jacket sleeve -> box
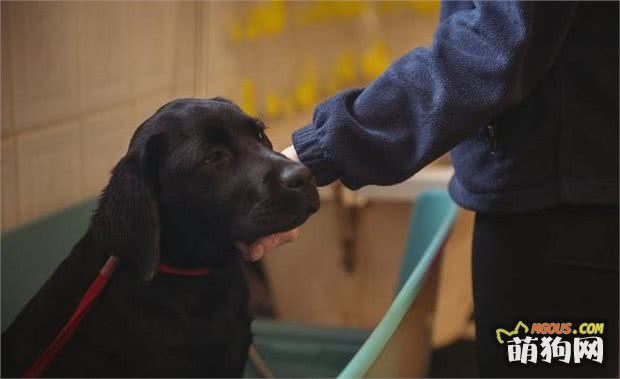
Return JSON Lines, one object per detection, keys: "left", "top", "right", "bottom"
{"left": 292, "top": 1, "right": 576, "bottom": 189}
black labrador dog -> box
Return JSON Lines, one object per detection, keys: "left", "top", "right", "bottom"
{"left": 1, "top": 98, "right": 320, "bottom": 377}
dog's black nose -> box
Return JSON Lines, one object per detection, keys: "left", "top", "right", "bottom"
{"left": 280, "top": 164, "right": 314, "bottom": 190}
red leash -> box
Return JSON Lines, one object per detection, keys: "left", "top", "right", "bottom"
{"left": 24, "top": 256, "right": 211, "bottom": 377}
{"left": 24, "top": 256, "right": 119, "bottom": 378}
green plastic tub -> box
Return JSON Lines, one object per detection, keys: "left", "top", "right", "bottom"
{"left": 245, "top": 320, "right": 369, "bottom": 378}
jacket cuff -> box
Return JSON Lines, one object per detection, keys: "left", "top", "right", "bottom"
{"left": 292, "top": 125, "right": 339, "bottom": 186}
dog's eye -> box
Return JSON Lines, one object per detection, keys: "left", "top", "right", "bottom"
{"left": 204, "top": 148, "right": 228, "bottom": 165}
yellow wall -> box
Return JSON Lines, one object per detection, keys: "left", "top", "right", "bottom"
{"left": 1, "top": 1, "right": 439, "bottom": 230}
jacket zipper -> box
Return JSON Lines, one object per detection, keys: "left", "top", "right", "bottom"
{"left": 486, "top": 123, "right": 497, "bottom": 155}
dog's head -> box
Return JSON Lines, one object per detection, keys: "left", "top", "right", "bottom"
{"left": 93, "top": 98, "right": 319, "bottom": 280}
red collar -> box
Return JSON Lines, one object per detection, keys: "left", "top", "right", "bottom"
{"left": 157, "top": 263, "right": 211, "bottom": 276}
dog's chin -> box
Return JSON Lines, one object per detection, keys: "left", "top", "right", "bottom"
{"left": 235, "top": 191, "right": 320, "bottom": 244}
{"left": 236, "top": 209, "right": 316, "bottom": 245}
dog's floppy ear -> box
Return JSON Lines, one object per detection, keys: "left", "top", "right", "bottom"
{"left": 93, "top": 134, "right": 164, "bottom": 281}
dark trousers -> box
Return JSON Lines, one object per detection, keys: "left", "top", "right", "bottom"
{"left": 472, "top": 204, "right": 619, "bottom": 378}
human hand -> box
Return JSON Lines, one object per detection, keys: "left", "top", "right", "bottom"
{"left": 235, "top": 229, "right": 300, "bottom": 261}
{"left": 237, "top": 145, "right": 304, "bottom": 261}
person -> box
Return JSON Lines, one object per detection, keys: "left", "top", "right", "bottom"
{"left": 236, "top": 2, "right": 619, "bottom": 377}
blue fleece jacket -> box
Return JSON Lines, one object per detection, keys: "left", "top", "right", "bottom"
{"left": 292, "top": 1, "right": 618, "bottom": 213}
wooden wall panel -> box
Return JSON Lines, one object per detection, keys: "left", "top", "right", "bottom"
{"left": 1, "top": 137, "right": 19, "bottom": 230}
{"left": 130, "top": 2, "right": 178, "bottom": 97}
{"left": 194, "top": 3, "right": 209, "bottom": 98}
{"left": 16, "top": 122, "right": 82, "bottom": 222}
{"left": 264, "top": 201, "right": 359, "bottom": 326}
{"left": 8, "top": 2, "right": 80, "bottom": 132}
{"left": 81, "top": 106, "right": 133, "bottom": 197}
{"left": 129, "top": 2, "right": 198, "bottom": 100}
{"left": 203, "top": 2, "right": 246, "bottom": 100}
{"left": 171, "top": 86, "right": 196, "bottom": 102}
{"left": 366, "top": 259, "right": 441, "bottom": 377}
{"left": 349, "top": 202, "right": 413, "bottom": 326}
{"left": 1, "top": 1, "right": 204, "bottom": 230}
{"left": 78, "top": 2, "right": 132, "bottom": 113}
{"left": 264, "top": 201, "right": 412, "bottom": 328}
{"left": 431, "top": 210, "right": 475, "bottom": 347}
{"left": 1, "top": 3, "right": 14, "bottom": 137}
{"left": 265, "top": 202, "right": 474, "bottom": 348}
{"left": 170, "top": 2, "right": 198, "bottom": 95}
{"left": 376, "top": 6, "right": 439, "bottom": 59}
{"left": 131, "top": 90, "right": 171, "bottom": 130}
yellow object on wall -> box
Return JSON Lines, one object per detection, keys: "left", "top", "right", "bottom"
{"left": 230, "top": 0, "right": 286, "bottom": 42}
{"left": 295, "top": 1, "right": 369, "bottom": 25}
{"left": 265, "top": 93, "right": 281, "bottom": 119}
{"left": 362, "top": 40, "right": 391, "bottom": 81}
{"left": 295, "top": 63, "right": 318, "bottom": 111}
{"left": 240, "top": 80, "right": 257, "bottom": 117}
{"left": 331, "top": 50, "right": 358, "bottom": 91}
